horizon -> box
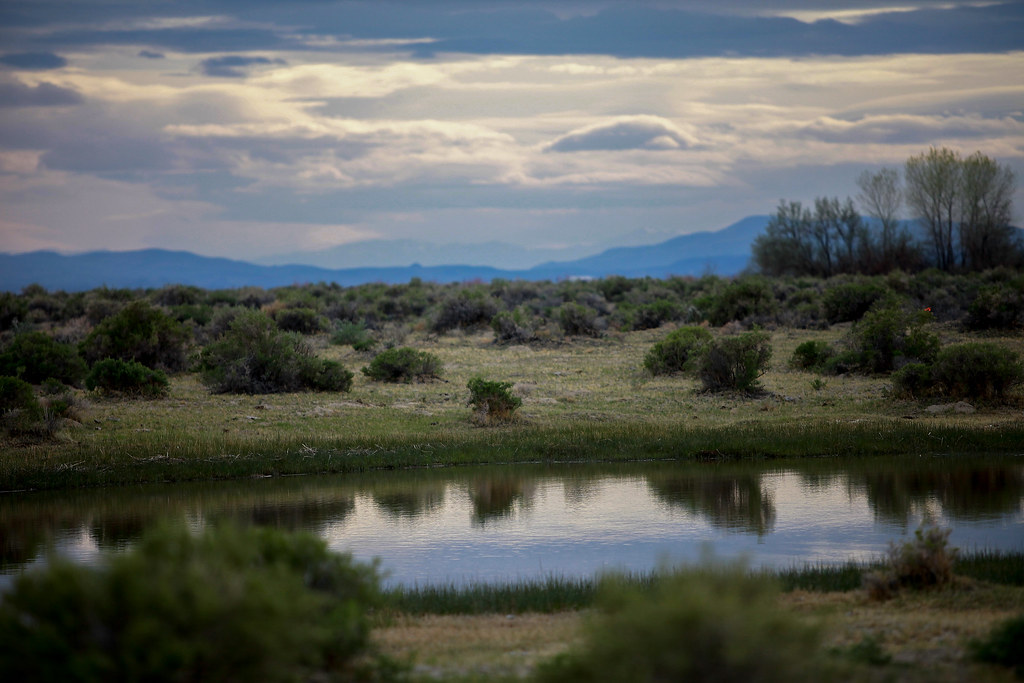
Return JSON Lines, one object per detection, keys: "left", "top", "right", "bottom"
{"left": 1, "top": 1, "right": 1022, "bottom": 266}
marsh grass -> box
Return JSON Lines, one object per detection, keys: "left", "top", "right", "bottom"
{"left": 4, "top": 326, "right": 1024, "bottom": 491}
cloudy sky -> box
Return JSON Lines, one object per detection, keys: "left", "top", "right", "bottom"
{"left": 1, "top": 0, "right": 1022, "bottom": 266}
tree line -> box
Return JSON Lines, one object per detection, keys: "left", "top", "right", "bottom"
{"left": 753, "top": 147, "right": 1020, "bottom": 276}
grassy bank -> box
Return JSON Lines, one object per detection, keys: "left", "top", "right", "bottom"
{"left": 3, "top": 326, "right": 1023, "bottom": 491}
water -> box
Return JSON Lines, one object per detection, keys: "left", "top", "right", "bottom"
{"left": 2, "top": 456, "right": 1022, "bottom": 587}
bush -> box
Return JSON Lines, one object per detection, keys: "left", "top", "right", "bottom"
{"left": 0, "top": 376, "right": 42, "bottom": 434}
{"left": 559, "top": 303, "right": 603, "bottom": 337}
{"left": 643, "top": 326, "right": 712, "bottom": 376}
{"left": 467, "top": 377, "right": 522, "bottom": 425}
{"left": 274, "top": 307, "right": 325, "bottom": 334}
{"left": 331, "top": 321, "right": 376, "bottom": 351}
{"left": 79, "top": 301, "right": 190, "bottom": 371}
{"left": 85, "top": 358, "right": 169, "bottom": 398}
{"left": 361, "top": 347, "right": 442, "bottom": 383}
{"left": 491, "top": 309, "right": 536, "bottom": 344}
{"left": 789, "top": 339, "right": 834, "bottom": 371}
{"left": 0, "top": 523, "right": 390, "bottom": 683}
{"left": 969, "top": 613, "right": 1024, "bottom": 676}
{"left": 822, "top": 279, "right": 890, "bottom": 323}
{"left": 850, "top": 303, "right": 939, "bottom": 374}
{"left": 891, "top": 362, "right": 934, "bottom": 399}
{"left": 966, "top": 282, "right": 1024, "bottom": 330}
{"left": 864, "top": 525, "right": 958, "bottom": 601}
{"left": 432, "top": 291, "right": 499, "bottom": 333}
{"left": 701, "top": 277, "right": 778, "bottom": 326}
{"left": 0, "top": 331, "right": 88, "bottom": 386}
{"left": 630, "top": 299, "right": 681, "bottom": 330}
{"left": 698, "top": 331, "right": 772, "bottom": 393}
{"left": 534, "top": 564, "right": 823, "bottom": 683}
{"left": 199, "top": 311, "right": 352, "bottom": 394}
{"left": 930, "top": 343, "right": 1023, "bottom": 401}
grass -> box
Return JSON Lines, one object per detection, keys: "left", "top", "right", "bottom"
{"left": 3, "top": 325, "right": 1023, "bottom": 492}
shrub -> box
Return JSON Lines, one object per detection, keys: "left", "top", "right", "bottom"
{"left": 467, "top": 377, "right": 522, "bottom": 425}
{"left": 643, "top": 326, "right": 712, "bottom": 376}
{"left": 966, "top": 282, "right": 1024, "bottom": 331}
{"left": 491, "top": 309, "right": 536, "bottom": 344}
{"left": 85, "top": 358, "right": 169, "bottom": 398}
{"left": 0, "top": 331, "right": 88, "bottom": 386}
{"left": 630, "top": 299, "right": 681, "bottom": 330}
{"left": 0, "top": 523, "right": 389, "bottom": 683}
{"left": 432, "top": 291, "right": 499, "bottom": 333}
{"left": 864, "top": 525, "right": 958, "bottom": 601}
{"left": 199, "top": 311, "right": 352, "bottom": 394}
{"left": 850, "top": 303, "right": 938, "bottom": 374}
{"left": 701, "top": 277, "right": 778, "bottom": 326}
{"left": 822, "top": 279, "right": 890, "bottom": 323}
{"left": 698, "top": 331, "right": 772, "bottom": 393}
{"left": 930, "top": 342, "right": 1024, "bottom": 401}
{"left": 362, "top": 347, "right": 442, "bottom": 383}
{"left": 559, "top": 302, "right": 603, "bottom": 337}
{"left": 331, "top": 321, "right": 376, "bottom": 351}
{"left": 0, "top": 376, "right": 42, "bottom": 434}
{"left": 789, "top": 339, "right": 834, "bottom": 371}
{"left": 274, "top": 307, "right": 325, "bottom": 334}
{"left": 891, "top": 362, "right": 934, "bottom": 399}
{"left": 0, "top": 292, "right": 29, "bottom": 332}
{"left": 969, "top": 613, "right": 1024, "bottom": 676}
{"left": 79, "top": 301, "right": 190, "bottom": 372}
{"left": 534, "top": 564, "right": 823, "bottom": 683}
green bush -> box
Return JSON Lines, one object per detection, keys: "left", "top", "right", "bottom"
{"left": 199, "top": 311, "right": 352, "bottom": 394}
{"left": 850, "top": 303, "right": 939, "bottom": 374}
{"left": 930, "top": 342, "right": 1023, "bottom": 401}
{"left": 467, "top": 377, "right": 522, "bottom": 424}
{"left": 643, "top": 326, "right": 712, "bottom": 376}
{"left": 85, "top": 358, "right": 169, "bottom": 398}
{"left": 491, "top": 309, "right": 536, "bottom": 344}
{"left": 789, "top": 339, "right": 835, "bottom": 370}
{"left": 0, "top": 331, "right": 88, "bottom": 386}
{"left": 822, "top": 279, "right": 890, "bottom": 323}
{"left": 966, "top": 282, "right": 1024, "bottom": 330}
{"left": 0, "top": 292, "right": 29, "bottom": 332}
{"left": 891, "top": 362, "right": 934, "bottom": 399}
{"left": 559, "top": 302, "right": 603, "bottom": 337}
{"left": 969, "top": 613, "right": 1024, "bottom": 676}
{"left": 864, "top": 525, "right": 958, "bottom": 601}
{"left": 630, "top": 298, "right": 681, "bottom": 330}
{"left": 362, "top": 347, "right": 441, "bottom": 383}
{"left": 534, "top": 565, "right": 823, "bottom": 683}
{"left": 698, "top": 331, "right": 772, "bottom": 393}
{"left": 701, "top": 277, "right": 778, "bottom": 326}
{"left": 274, "top": 307, "right": 325, "bottom": 334}
{"left": 331, "top": 321, "right": 376, "bottom": 351}
{"left": 79, "top": 301, "right": 190, "bottom": 371}
{"left": 0, "top": 523, "right": 390, "bottom": 683}
{"left": 432, "top": 291, "right": 499, "bottom": 333}
{"left": 0, "top": 376, "right": 43, "bottom": 434}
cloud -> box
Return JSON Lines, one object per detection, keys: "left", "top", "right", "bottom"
{"left": 0, "top": 78, "right": 82, "bottom": 107}
{"left": 790, "top": 113, "right": 1024, "bottom": 144}
{"left": 546, "top": 116, "right": 699, "bottom": 152}
{"left": 138, "top": 50, "right": 165, "bottom": 59}
{"left": 0, "top": 52, "right": 68, "bottom": 70}
{"left": 198, "top": 55, "right": 286, "bottom": 78}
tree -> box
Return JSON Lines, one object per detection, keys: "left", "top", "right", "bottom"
{"left": 752, "top": 200, "right": 815, "bottom": 277}
{"left": 905, "top": 147, "right": 960, "bottom": 271}
{"left": 958, "top": 151, "right": 1019, "bottom": 270}
{"left": 857, "top": 167, "right": 918, "bottom": 271}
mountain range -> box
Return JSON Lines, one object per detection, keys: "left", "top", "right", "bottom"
{"left": 0, "top": 216, "right": 769, "bottom": 292}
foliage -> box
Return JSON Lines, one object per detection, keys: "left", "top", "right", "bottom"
{"left": 432, "top": 290, "right": 499, "bottom": 333}
{"left": 491, "top": 308, "right": 537, "bottom": 344}
{"left": 822, "top": 279, "right": 890, "bottom": 323}
{"left": 85, "top": 358, "right": 170, "bottom": 398}
{"left": 331, "top": 321, "right": 376, "bottom": 351}
{"left": 0, "top": 292, "right": 29, "bottom": 332}
{"left": 558, "top": 302, "right": 602, "bottom": 337}
{"left": 966, "top": 282, "right": 1024, "bottom": 330}
{"left": 274, "top": 306, "right": 325, "bottom": 334}
{"left": 849, "top": 303, "right": 938, "bottom": 374}
{"left": 0, "top": 375, "right": 43, "bottom": 434}
{"left": 467, "top": 377, "right": 522, "bottom": 425}
{"left": 789, "top": 339, "right": 834, "bottom": 371}
{"left": 930, "top": 343, "right": 1023, "bottom": 401}
{"left": 864, "top": 525, "right": 958, "bottom": 601}
{"left": 0, "top": 523, "right": 390, "bottom": 683}
{"left": 198, "top": 310, "right": 352, "bottom": 394}
{"left": 698, "top": 331, "right": 772, "bottom": 393}
{"left": 701, "top": 277, "right": 778, "bottom": 326}
{"left": 0, "top": 331, "right": 88, "bottom": 386}
{"left": 361, "top": 347, "right": 442, "bottom": 383}
{"left": 643, "top": 326, "right": 712, "bottom": 376}
{"left": 79, "top": 300, "right": 190, "bottom": 372}
{"left": 969, "top": 613, "right": 1024, "bottom": 676}
{"left": 534, "top": 564, "right": 824, "bottom": 683}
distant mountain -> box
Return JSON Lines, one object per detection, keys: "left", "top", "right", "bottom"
{"left": 0, "top": 216, "right": 767, "bottom": 292}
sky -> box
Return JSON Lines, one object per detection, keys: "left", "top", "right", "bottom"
{"left": 1, "top": 0, "right": 1022, "bottom": 266}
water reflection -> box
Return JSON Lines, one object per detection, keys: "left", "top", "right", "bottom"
{"left": 647, "top": 471, "right": 775, "bottom": 537}
{"left": 3, "top": 457, "right": 1022, "bottom": 585}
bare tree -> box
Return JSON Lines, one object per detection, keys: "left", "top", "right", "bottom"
{"left": 905, "top": 147, "right": 960, "bottom": 271}
{"left": 958, "top": 151, "right": 1018, "bottom": 270}
{"left": 857, "top": 167, "right": 904, "bottom": 271}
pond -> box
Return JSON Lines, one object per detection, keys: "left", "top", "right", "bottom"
{"left": 2, "top": 456, "right": 1022, "bottom": 587}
